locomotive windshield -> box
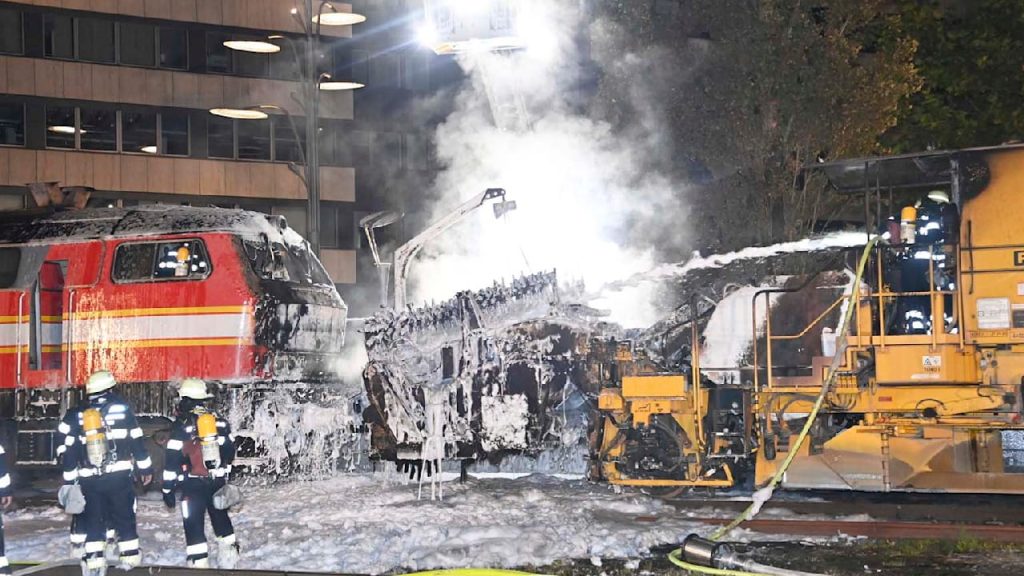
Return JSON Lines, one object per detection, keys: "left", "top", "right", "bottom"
{"left": 244, "top": 235, "right": 332, "bottom": 286}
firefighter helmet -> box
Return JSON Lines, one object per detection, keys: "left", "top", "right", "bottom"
{"left": 85, "top": 370, "right": 117, "bottom": 395}
{"left": 928, "top": 190, "right": 950, "bottom": 204}
{"left": 179, "top": 377, "right": 212, "bottom": 400}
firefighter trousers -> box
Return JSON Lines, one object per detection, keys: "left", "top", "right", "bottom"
{"left": 180, "top": 477, "right": 234, "bottom": 563}
{"left": 0, "top": 514, "right": 9, "bottom": 575}
{"left": 70, "top": 511, "right": 115, "bottom": 551}
{"left": 79, "top": 472, "right": 139, "bottom": 565}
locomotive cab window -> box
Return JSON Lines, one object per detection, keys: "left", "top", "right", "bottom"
{"left": 113, "top": 240, "right": 211, "bottom": 282}
{"left": 244, "top": 235, "right": 331, "bottom": 286}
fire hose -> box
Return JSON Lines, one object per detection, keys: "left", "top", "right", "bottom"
{"left": 668, "top": 236, "right": 880, "bottom": 576}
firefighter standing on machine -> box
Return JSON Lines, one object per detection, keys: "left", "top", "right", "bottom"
{"left": 0, "top": 442, "right": 13, "bottom": 575}
{"left": 57, "top": 370, "right": 153, "bottom": 575}
{"left": 161, "top": 378, "right": 240, "bottom": 569}
{"left": 893, "top": 191, "right": 958, "bottom": 335}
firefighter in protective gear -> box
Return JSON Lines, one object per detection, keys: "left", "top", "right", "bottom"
{"left": 57, "top": 403, "right": 116, "bottom": 560}
{"left": 162, "top": 378, "right": 238, "bottom": 569}
{"left": 58, "top": 370, "right": 153, "bottom": 574}
{"left": 0, "top": 442, "right": 13, "bottom": 575}
{"left": 893, "top": 191, "right": 959, "bottom": 334}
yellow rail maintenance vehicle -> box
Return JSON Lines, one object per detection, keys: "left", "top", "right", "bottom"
{"left": 594, "top": 144, "right": 1024, "bottom": 494}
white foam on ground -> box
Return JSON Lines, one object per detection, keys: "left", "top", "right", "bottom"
{"left": 3, "top": 474, "right": 848, "bottom": 573}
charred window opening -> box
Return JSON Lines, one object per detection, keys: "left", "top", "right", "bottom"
{"left": 244, "top": 236, "right": 331, "bottom": 287}
{"left": 113, "top": 239, "right": 211, "bottom": 283}
{"left": 0, "top": 248, "right": 19, "bottom": 288}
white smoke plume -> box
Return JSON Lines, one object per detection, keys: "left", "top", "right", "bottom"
{"left": 405, "top": 1, "right": 691, "bottom": 329}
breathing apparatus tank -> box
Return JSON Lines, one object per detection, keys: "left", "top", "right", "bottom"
{"left": 197, "top": 413, "right": 220, "bottom": 467}
{"left": 82, "top": 408, "right": 107, "bottom": 467}
{"left": 900, "top": 205, "right": 918, "bottom": 245}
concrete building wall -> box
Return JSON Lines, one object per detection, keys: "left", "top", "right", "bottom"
{"left": 10, "top": 0, "right": 355, "bottom": 37}
{"left": 0, "top": 54, "right": 353, "bottom": 118}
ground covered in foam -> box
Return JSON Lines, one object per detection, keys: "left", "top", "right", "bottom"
{"left": 4, "top": 474, "right": 736, "bottom": 573}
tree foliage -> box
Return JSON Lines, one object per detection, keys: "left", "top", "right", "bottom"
{"left": 883, "top": 0, "right": 1024, "bottom": 152}
{"left": 592, "top": 1, "right": 920, "bottom": 250}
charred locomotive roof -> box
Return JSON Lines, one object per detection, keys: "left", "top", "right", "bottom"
{"left": 0, "top": 205, "right": 289, "bottom": 245}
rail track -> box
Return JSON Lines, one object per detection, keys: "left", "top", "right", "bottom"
{"left": 664, "top": 491, "right": 1024, "bottom": 524}
{"left": 659, "top": 490, "right": 1024, "bottom": 543}
{"left": 688, "top": 517, "right": 1024, "bottom": 543}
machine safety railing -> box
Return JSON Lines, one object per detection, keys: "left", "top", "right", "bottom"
{"left": 753, "top": 242, "right": 963, "bottom": 391}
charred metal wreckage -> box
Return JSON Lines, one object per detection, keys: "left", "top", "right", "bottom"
{"left": 362, "top": 271, "right": 612, "bottom": 473}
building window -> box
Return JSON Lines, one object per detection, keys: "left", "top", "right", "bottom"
{"left": 80, "top": 106, "right": 117, "bottom": 151}
{"left": 161, "top": 111, "right": 190, "bottom": 156}
{"left": 206, "top": 31, "right": 230, "bottom": 73}
{"left": 122, "top": 111, "right": 156, "bottom": 154}
{"left": 273, "top": 206, "right": 307, "bottom": 239}
{"left": 0, "top": 104, "right": 24, "bottom": 146}
{"left": 119, "top": 21, "right": 156, "bottom": 67}
{"left": 270, "top": 38, "right": 303, "bottom": 81}
{"left": 337, "top": 203, "right": 355, "bottom": 249}
{"left": 43, "top": 14, "right": 74, "bottom": 59}
{"left": 238, "top": 119, "right": 271, "bottom": 160}
{"left": 347, "top": 130, "right": 372, "bottom": 166}
{"left": 320, "top": 205, "right": 339, "bottom": 248}
{"left": 405, "top": 134, "right": 428, "bottom": 170}
{"left": 273, "top": 116, "right": 304, "bottom": 163}
{"left": 232, "top": 35, "right": 269, "bottom": 77}
{"left": 403, "top": 54, "right": 429, "bottom": 91}
{"left": 45, "top": 106, "right": 76, "bottom": 149}
{"left": 318, "top": 204, "right": 355, "bottom": 250}
{"left": 350, "top": 50, "right": 370, "bottom": 85}
{"left": 44, "top": 103, "right": 191, "bottom": 155}
{"left": 77, "top": 18, "right": 116, "bottom": 63}
{"left": 0, "top": 9, "right": 23, "bottom": 55}
{"left": 319, "top": 121, "right": 337, "bottom": 166}
{"left": 159, "top": 27, "right": 188, "bottom": 70}
{"left": 208, "top": 115, "right": 234, "bottom": 159}
{"left": 371, "top": 54, "right": 400, "bottom": 88}
{"left": 379, "top": 132, "right": 401, "bottom": 166}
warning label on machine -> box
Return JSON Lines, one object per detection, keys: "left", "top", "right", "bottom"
{"left": 977, "top": 298, "right": 1011, "bottom": 329}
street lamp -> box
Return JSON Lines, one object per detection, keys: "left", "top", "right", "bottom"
{"left": 222, "top": 1, "right": 366, "bottom": 256}
{"left": 209, "top": 108, "right": 270, "bottom": 120}
{"left": 312, "top": 3, "right": 367, "bottom": 26}
{"left": 222, "top": 40, "right": 281, "bottom": 53}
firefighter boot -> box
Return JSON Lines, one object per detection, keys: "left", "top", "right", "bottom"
{"left": 216, "top": 536, "right": 239, "bottom": 569}
{"left": 81, "top": 557, "right": 107, "bottom": 576}
{"left": 104, "top": 530, "right": 118, "bottom": 563}
{"left": 117, "top": 554, "right": 141, "bottom": 571}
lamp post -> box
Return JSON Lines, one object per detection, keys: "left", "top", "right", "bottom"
{"left": 220, "top": 1, "right": 365, "bottom": 256}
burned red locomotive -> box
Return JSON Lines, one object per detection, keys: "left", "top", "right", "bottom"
{"left": 0, "top": 205, "right": 347, "bottom": 470}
